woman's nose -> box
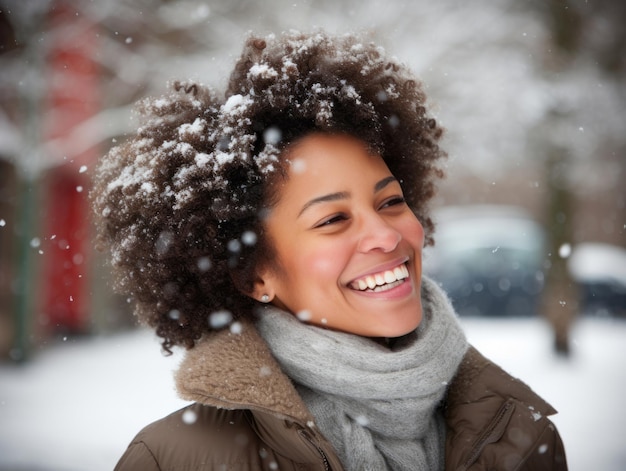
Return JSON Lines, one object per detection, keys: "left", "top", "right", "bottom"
{"left": 357, "top": 214, "right": 401, "bottom": 253}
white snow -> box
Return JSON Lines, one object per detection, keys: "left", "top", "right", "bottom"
{"left": 221, "top": 94, "right": 253, "bottom": 115}
{"left": 177, "top": 117, "right": 206, "bottom": 139}
{"left": 568, "top": 242, "right": 626, "bottom": 284}
{"left": 194, "top": 152, "right": 211, "bottom": 167}
{"left": 0, "top": 317, "right": 625, "bottom": 470}
{"left": 248, "top": 63, "right": 279, "bottom": 80}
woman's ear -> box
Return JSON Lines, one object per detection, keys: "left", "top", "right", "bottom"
{"left": 250, "top": 268, "right": 276, "bottom": 304}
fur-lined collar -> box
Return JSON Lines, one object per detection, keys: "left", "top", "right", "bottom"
{"left": 175, "top": 319, "right": 314, "bottom": 424}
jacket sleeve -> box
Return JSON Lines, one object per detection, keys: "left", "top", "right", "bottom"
{"left": 445, "top": 347, "right": 569, "bottom": 471}
{"left": 516, "top": 419, "right": 568, "bottom": 471}
{"left": 458, "top": 400, "right": 569, "bottom": 471}
{"left": 114, "top": 440, "right": 162, "bottom": 471}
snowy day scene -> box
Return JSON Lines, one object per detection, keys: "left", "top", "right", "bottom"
{"left": 1, "top": 0, "right": 625, "bottom": 470}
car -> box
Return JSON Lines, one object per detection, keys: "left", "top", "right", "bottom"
{"left": 568, "top": 242, "right": 626, "bottom": 318}
{"left": 423, "top": 205, "right": 626, "bottom": 318}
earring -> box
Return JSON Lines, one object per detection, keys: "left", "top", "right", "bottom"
{"left": 260, "top": 294, "right": 270, "bottom": 303}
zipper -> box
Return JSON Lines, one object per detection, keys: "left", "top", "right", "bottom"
{"left": 298, "top": 428, "right": 331, "bottom": 471}
{"left": 462, "top": 401, "right": 514, "bottom": 470}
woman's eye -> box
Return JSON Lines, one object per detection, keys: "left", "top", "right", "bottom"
{"left": 380, "top": 196, "right": 406, "bottom": 209}
{"left": 315, "top": 214, "right": 348, "bottom": 228}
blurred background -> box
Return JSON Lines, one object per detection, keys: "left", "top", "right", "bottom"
{"left": 0, "top": 0, "right": 624, "bottom": 470}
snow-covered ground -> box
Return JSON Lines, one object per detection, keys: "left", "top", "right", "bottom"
{"left": 1, "top": 316, "right": 625, "bottom": 471}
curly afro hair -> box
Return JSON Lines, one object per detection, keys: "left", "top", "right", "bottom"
{"left": 91, "top": 31, "right": 446, "bottom": 352}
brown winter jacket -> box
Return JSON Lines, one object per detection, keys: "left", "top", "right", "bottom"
{"left": 115, "top": 322, "right": 567, "bottom": 471}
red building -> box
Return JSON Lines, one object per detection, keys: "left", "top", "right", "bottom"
{"left": 39, "top": 1, "right": 99, "bottom": 335}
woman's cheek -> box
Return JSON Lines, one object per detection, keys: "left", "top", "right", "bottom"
{"left": 308, "top": 256, "right": 339, "bottom": 276}
{"left": 306, "top": 246, "right": 345, "bottom": 277}
{"left": 403, "top": 219, "right": 425, "bottom": 248}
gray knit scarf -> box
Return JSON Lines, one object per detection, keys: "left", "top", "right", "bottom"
{"left": 256, "top": 277, "right": 468, "bottom": 471}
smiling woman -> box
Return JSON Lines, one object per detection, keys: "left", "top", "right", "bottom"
{"left": 91, "top": 31, "right": 568, "bottom": 470}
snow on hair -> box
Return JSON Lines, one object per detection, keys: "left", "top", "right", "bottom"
{"left": 91, "top": 31, "right": 445, "bottom": 352}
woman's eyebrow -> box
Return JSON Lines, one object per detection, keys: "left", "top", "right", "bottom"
{"left": 375, "top": 175, "right": 398, "bottom": 192}
{"left": 297, "top": 176, "right": 398, "bottom": 218}
{"left": 298, "top": 191, "right": 350, "bottom": 217}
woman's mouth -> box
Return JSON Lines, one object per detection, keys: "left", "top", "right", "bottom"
{"left": 349, "top": 263, "right": 409, "bottom": 293}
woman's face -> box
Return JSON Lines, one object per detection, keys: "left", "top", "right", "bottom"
{"left": 255, "top": 133, "right": 425, "bottom": 338}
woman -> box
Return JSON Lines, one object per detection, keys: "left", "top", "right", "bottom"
{"left": 92, "top": 31, "right": 567, "bottom": 470}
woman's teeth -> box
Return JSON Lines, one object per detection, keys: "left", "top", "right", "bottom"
{"left": 351, "top": 264, "right": 409, "bottom": 291}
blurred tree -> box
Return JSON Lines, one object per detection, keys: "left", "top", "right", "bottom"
{"left": 534, "top": 0, "right": 626, "bottom": 355}
{"left": 0, "top": 2, "right": 49, "bottom": 361}
{"left": 0, "top": 8, "right": 18, "bottom": 359}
